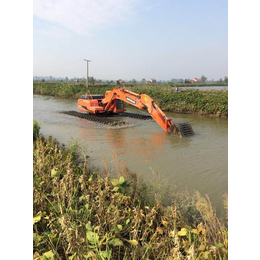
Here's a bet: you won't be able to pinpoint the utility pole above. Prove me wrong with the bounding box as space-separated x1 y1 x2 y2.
83 59 91 88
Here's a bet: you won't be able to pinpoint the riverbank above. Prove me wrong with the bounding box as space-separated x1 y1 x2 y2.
33 82 228 118
33 121 228 259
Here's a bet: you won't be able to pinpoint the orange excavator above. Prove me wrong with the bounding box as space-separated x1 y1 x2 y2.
78 88 194 137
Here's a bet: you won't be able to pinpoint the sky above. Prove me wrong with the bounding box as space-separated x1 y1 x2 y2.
33 0 228 81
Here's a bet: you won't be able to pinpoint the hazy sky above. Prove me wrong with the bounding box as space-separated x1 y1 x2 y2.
33 0 228 81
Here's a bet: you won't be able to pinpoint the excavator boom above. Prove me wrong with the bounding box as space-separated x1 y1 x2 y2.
102 88 172 131
78 88 194 137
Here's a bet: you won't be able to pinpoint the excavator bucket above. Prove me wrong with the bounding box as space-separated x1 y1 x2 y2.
168 122 194 138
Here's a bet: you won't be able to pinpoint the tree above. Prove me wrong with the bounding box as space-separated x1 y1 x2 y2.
141 78 146 83
89 77 95 84
224 76 228 84
201 75 207 83
132 78 137 84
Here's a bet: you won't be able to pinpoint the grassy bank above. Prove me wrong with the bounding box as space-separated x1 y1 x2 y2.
33 121 228 259
33 82 228 118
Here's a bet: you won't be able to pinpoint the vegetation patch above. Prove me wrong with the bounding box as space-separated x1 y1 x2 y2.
33 82 228 118
33 121 228 259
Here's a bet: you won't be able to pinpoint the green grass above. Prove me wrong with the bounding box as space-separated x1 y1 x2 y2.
33 121 228 259
33 82 228 118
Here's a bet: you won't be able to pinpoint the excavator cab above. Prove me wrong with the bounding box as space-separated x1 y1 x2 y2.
78 94 125 114
78 94 105 113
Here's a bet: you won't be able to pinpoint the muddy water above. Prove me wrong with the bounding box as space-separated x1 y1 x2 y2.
33 95 228 213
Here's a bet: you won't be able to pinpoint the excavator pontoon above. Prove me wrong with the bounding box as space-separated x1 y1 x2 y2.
77 88 194 138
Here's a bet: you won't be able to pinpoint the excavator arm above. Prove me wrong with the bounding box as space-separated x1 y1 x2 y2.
102 88 194 137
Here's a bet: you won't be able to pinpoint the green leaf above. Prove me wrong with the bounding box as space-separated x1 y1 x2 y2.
128 239 138 246
119 176 125 185
86 231 99 244
33 212 44 225
215 243 224 248
109 238 124 246
112 187 119 192
33 215 42 225
110 179 119 186
117 224 123 231
178 228 187 237
41 250 54 260
100 250 112 259
125 219 130 225
51 169 60 178
86 221 92 231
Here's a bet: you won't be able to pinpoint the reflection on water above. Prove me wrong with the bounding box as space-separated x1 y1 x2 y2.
33 95 227 213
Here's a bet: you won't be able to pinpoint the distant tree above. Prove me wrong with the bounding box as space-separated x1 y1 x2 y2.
184 79 189 83
116 80 120 85
132 78 137 84
224 76 228 84
89 77 95 84
42 78 45 82
218 78 223 83
201 75 207 83
141 78 146 83
65 77 68 81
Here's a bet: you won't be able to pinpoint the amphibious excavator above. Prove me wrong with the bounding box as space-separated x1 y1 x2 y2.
77 88 194 138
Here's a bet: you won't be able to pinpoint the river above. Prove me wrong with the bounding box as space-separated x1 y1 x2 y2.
175 86 228 90
33 94 228 214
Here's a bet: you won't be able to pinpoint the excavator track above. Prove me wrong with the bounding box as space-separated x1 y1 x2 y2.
60 110 194 137
119 112 153 120
60 111 127 126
